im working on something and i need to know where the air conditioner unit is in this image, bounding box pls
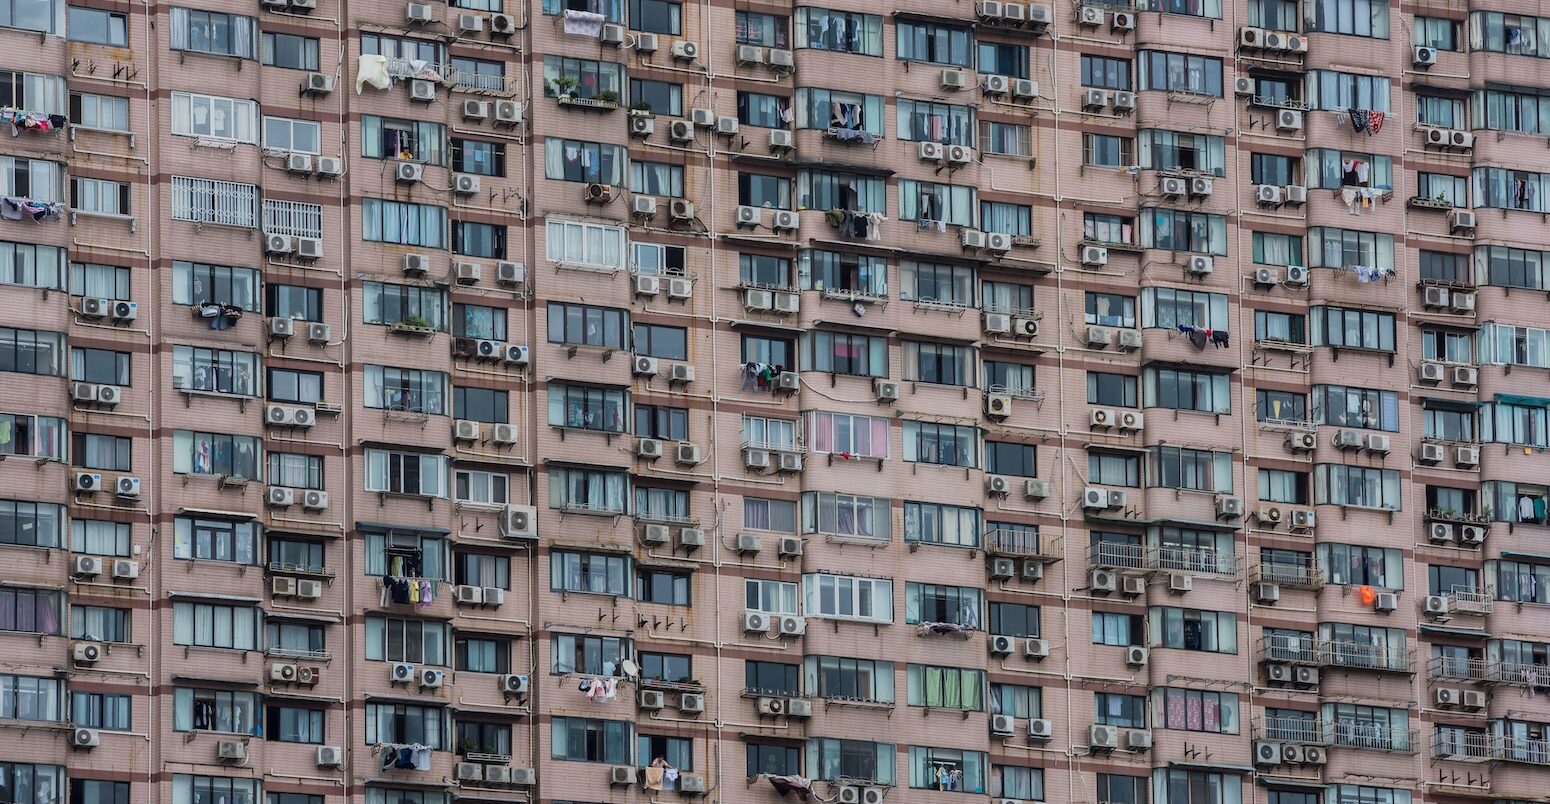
[675,442,703,466]
[669,199,695,220]
[454,585,485,606]
[1027,719,1054,741]
[1111,10,1134,29]
[668,119,695,142]
[991,714,1016,736]
[74,472,104,494]
[71,382,101,403]
[1025,479,1051,499]
[1277,109,1304,131]
[1416,362,1446,386]
[72,728,101,749]
[115,477,140,499]
[1333,430,1363,449]
[1090,408,1115,429]
[611,766,638,786]
[639,689,666,710]
[941,69,968,90]
[314,157,342,177]
[1451,130,1474,150]
[1113,329,1141,351]
[1021,636,1049,658]
[418,668,444,688]
[633,356,660,376]
[1159,176,1187,198]
[265,233,296,255]
[1013,78,1039,99]
[1186,255,1214,276]
[716,116,740,135]
[737,533,763,554]
[218,740,247,761]
[990,557,1017,579]
[494,261,525,285]
[678,692,706,714]
[1460,525,1485,545]
[457,763,485,782]
[1422,286,1450,308]
[408,79,436,102]
[764,47,793,68]
[671,40,699,60]
[597,22,625,43]
[269,486,296,508]
[946,144,974,166]
[395,162,424,185]
[984,232,1012,253]
[1450,209,1476,233]
[73,641,102,664]
[452,419,481,442]
[1416,441,1446,464]
[771,536,803,559]
[737,44,766,64]
[1267,664,1291,685]
[744,611,772,634]
[744,448,770,470]
[1215,497,1244,519]
[633,32,658,51]
[500,674,529,695]
[1089,567,1117,592]
[1121,574,1146,596]
[1290,509,1315,531]
[1365,433,1391,454]
[301,490,328,510]
[1254,582,1280,604]
[1451,291,1476,311]
[736,205,764,228]
[405,1,432,21]
[1374,591,1399,612]
[989,634,1017,657]
[986,394,1013,420]
[1026,3,1052,26]
[1452,366,1478,387]
[776,371,800,392]
[1430,522,1456,543]
[1256,185,1284,207]
[1285,431,1316,452]
[1126,646,1149,666]
[918,141,946,163]
[1078,5,1103,25]
[977,0,1004,17]
[874,379,900,402]
[628,116,656,140]
[769,129,794,151]
[1461,690,1486,709]
[583,183,614,203]
[501,505,537,540]
[1083,88,1109,109]
[302,72,334,95]
[1084,327,1112,349]
[74,555,103,576]
[1112,91,1135,111]
[1090,724,1119,750]
[1168,574,1193,594]
[1188,177,1213,197]
[1284,265,1308,285]
[1081,245,1108,266]
[668,362,695,383]
[495,101,523,125]
[983,74,1009,95]
[490,13,516,33]
[778,616,806,636]
[1425,596,1452,618]
[1254,740,1282,766]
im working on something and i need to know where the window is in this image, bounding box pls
[978,121,1031,157]
[737,10,788,46]
[70,92,128,131]
[551,550,630,596]
[450,139,505,178]
[636,567,690,605]
[448,55,503,93]
[986,441,1036,477]
[451,303,507,342]
[0,587,61,635]
[1141,208,1228,254]
[802,330,888,377]
[1254,310,1307,345]
[72,691,130,730]
[795,88,883,135]
[1082,55,1132,90]
[905,583,982,626]
[263,116,320,155]
[364,281,445,330]
[802,492,890,540]
[635,734,693,770]
[548,466,629,513]
[1306,0,1388,37]
[1154,688,1239,733]
[0,241,64,292]
[637,652,691,685]
[1150,447,1232,492]
[1089,451,1141,487]
[1099,775,1150,804]
[1142,287,1229,332]
[264,285,322,325]
[1309,227,1395,271]
[746,660,799,695]
[629,0,679,33]
[989,602,1040,638]
[1484,401,1550,448]
[453,222,506,259]
[983,281,1032,316]
[1088,372,1138,408]
[896,98,975,146]
[742,334,795,369]
[803,574,893,622]
[1139,130,1226,176]
[1479,321,1550,366]
[172,601,259,650]
[364,450,449,497]
[1473,246,1550,290]
[0,157,62,203]
[742,415,797,451]
[1139,51,1223,95]
[267,369,323,406]
[1085,293,1136,329]
[1085,213,1134,245]
[454,551,508,590]
[908,746,986,793]
[361,199,447,248]
[453,470,508,505]
[1313,464,1401,509]
[900,261,973,306]
[1417,95,1464,128]
[982,202,1031,236]
[808,738,895,784]
[1158,770,1241,804]
[749,743,801,777]
[626,161,685,200]
[548,384,628,433]
[172,517,259,564]
[366,616,450,664]
[1092,611,1143,646]
[362,792,443,804]
[261,31,319,70]
[903,343,976,388]
[544,139,626,187]
[456,637,511,674]
[170,8,258,58]
[542,55,623,101]
[365,702,446,749]
[0,327,62,376]
[1305,150,1392,190]
[173,687,261,735]
[552,717,632,762]
[746,579,799,615]
[1474,167,1550,211]
[738,172,791,210]
[634,404,687,441]
[1096,693,1147,728]
[267,621,325,658]
[1429,564,1480,598]
[897,20,972,66]
[1475,87,1550,134]
[1085,133,1134,167]
[1251,232,1304,268]
[70,175,129,213]
[67,6,125,44]
[0,500,62,548]
[797,169,886,213]
[1311,385,1399,431]
[1143,367,1230,414]
[1310,305,1396,352]
[454,387,507,425]
[1421,329,1473,363]
[1250,154,1297,187]
[634,242,686,277]
[900,180,976,227]
[172,260,259,312]
[72,519,129,557]
[551,633,631,675]
[361,116,447,166]
[0,412,63,460]
[1149,607,1237,653]
[172,432,261,479]
[978,41,1028,77]
[902,422,977,467]
[1495,561,1550,603]
[633,323,687,360]
[1258,469,1309,504]
[796,8,883,55]
[805,656,894,702]
[547,301,628,349]
[1306,70,1390,112]
[740,254,791,288]
[745,498,797,533]
[903,502,981,548]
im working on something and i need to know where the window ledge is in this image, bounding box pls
[387,323,440,337]
[555,96,619,112]
[824,533,891,548]
[69,209,136,233]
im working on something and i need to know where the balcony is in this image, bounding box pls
[1329,721,1419,754]
[1445,586,1494,616]
[1319,640,1413,674]
[1495,736,1550,766]
[1433,732,1492,763]
[1428,655,1489,683]
[1255,562,1323,590]
[1256,716,1330,745]
[986,528,1062,564]
[1487,661,1550,687]
[1087,543,1238,576]
[1088,542,1148,572]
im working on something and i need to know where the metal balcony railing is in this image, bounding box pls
[1088,542,1148,572]
[1256,562,1323,590]
[1088,543,1238,576]
[1329,721,1418,753]
[1258,716,1329,745]
[1319,640,1413,674]
[1446,585,1494,615]
[1432,732,1492,762]
[1428,656,1489,682]
[1488,661,1550,687]
[1495,736,1550,765]
[986,528,1062,562]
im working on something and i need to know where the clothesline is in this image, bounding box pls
[1336,108,1386,136]
[825,208,885,241]
[1,196,63,223]
[1176,324,1230,350]
[741,361,788,391]
[1,107,65,136]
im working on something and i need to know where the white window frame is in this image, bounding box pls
[803,573,894,623]
[262,116,322,155]
[545,219,626,271]
[170,92,258,143]
[745,578,799,615]
[455,469,509,505]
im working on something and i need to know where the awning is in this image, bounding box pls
[1422,397,1484,410]
[1257,777,1327,791]
[265,610,342,624]
[355,521,451,536]
[1495,393,1550,408]
[167,590,262,604]
[1168,760,1256,773]
[171,674,259,688]
[1420,623,1489,639]
[1141,517,1242,532]
[1501,549,1550,562]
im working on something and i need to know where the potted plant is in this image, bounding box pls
[630,101,653,117]
[550,76,579,99]
[597,90,620,105]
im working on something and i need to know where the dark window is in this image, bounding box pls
[748,743,801,776]
[1095,693,1147,727]
[630,78,683,116]
[68,7,127,45]
[71,348,129,386]
[640,651,692,682]
[454,386,508,424]
[1088,372,1138,407]
[629,0,680,33]
[745,660,799,695]
[452,139,506,177]
[72,433,131,471]
[453,221,506,259]
[636,568,690,605]
[266,284,322,321]
[261,32,320,70]
[268,368,324,404]
[990,602,1040,637]
[738,173,791,209]
[633,323,687,360]
[985,441,1036,477]
[71,781,130,804]
[547,302,628,349]
[1081,55,1131,90]
[635,404,688,440]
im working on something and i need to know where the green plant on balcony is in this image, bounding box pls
[549,76,579,99]
[596,90,620,105]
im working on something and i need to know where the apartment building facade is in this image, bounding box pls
[2,0,1550,800]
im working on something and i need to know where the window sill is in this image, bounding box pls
[70,209,136,233]
[823,533,891,548]
[386,323,440,337]
[555,95,619,112]
[553,503,627,518]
